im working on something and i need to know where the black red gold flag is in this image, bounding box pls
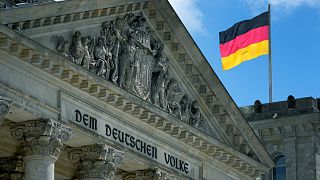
[219,11,269,70]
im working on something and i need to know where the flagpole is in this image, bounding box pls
[268,2,272,103]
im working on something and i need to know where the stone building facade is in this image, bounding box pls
[0,0,274,179]
[241,96,320,180]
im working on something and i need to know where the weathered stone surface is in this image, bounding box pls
[0,156,24,180]
[10,119,72,158]
[242,97,320,180]
[8,119,71,180]
[49,12,206,132]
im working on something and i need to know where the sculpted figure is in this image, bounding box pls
[81,36,95,70]
[133,16,152,51]
[117,34,137,90]
[151,47,169,109]
[92,37,113,79]
[70,31,84,65]
[109,19,120,84]
[50,35,70,58]
[110,14,135,85]
[179,95,190,122]
[189,101,202,128]
[165,79,183,117]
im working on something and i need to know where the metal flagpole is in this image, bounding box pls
[268,2,272,103]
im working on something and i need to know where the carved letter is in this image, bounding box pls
[83,114,88,126]
[105,124,111,136]
[75,110,82,122]
[129,136,135,148]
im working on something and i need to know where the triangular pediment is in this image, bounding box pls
[0,0,274,174]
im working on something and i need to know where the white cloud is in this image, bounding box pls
[242,0,320,17]
[168,0,205,34]
[271,0,320,9]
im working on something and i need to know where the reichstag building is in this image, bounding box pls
[0,0,318,180]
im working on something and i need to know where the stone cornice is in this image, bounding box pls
[249,113,320,138]
[0,18,268,179]
[1,0,150,29]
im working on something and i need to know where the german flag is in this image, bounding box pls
[219,11,269,70]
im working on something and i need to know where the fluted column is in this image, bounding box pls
[0,96,13,126]
[68,144,125,180]
[0,155,24,180]
[10,119,72,180]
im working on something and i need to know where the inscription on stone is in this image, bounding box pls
[164,152,189,174]
[105,123,157,159]
[71,108,193,176]
[75,109,97,130]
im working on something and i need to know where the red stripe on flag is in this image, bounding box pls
[220,26,269,57]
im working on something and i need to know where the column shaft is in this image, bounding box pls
[24,155,56,180]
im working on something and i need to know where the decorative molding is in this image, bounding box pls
[4,1,150,31]
[68,144,125,180]
[10,119,72,158]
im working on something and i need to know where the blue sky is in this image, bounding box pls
[169,0,320,107]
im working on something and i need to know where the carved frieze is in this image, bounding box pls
[68,144,125,180]
[50,13,206,132]
[10,119,72,158]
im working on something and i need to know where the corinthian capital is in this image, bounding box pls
[122,168,181,180]
[0,96,13,120]
[68,144,125,180]
[10,119,72,159]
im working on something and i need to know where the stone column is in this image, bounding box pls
[0,96,13,126]
[0,155,24,180]
[10,119,72,180]
[68,144,125,180]
[122,168,181,180]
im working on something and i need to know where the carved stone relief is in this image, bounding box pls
[50,13,206,132]
[10,119,72,159]
[68,144,125,180]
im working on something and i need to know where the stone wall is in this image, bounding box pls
[241,96,320,180]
